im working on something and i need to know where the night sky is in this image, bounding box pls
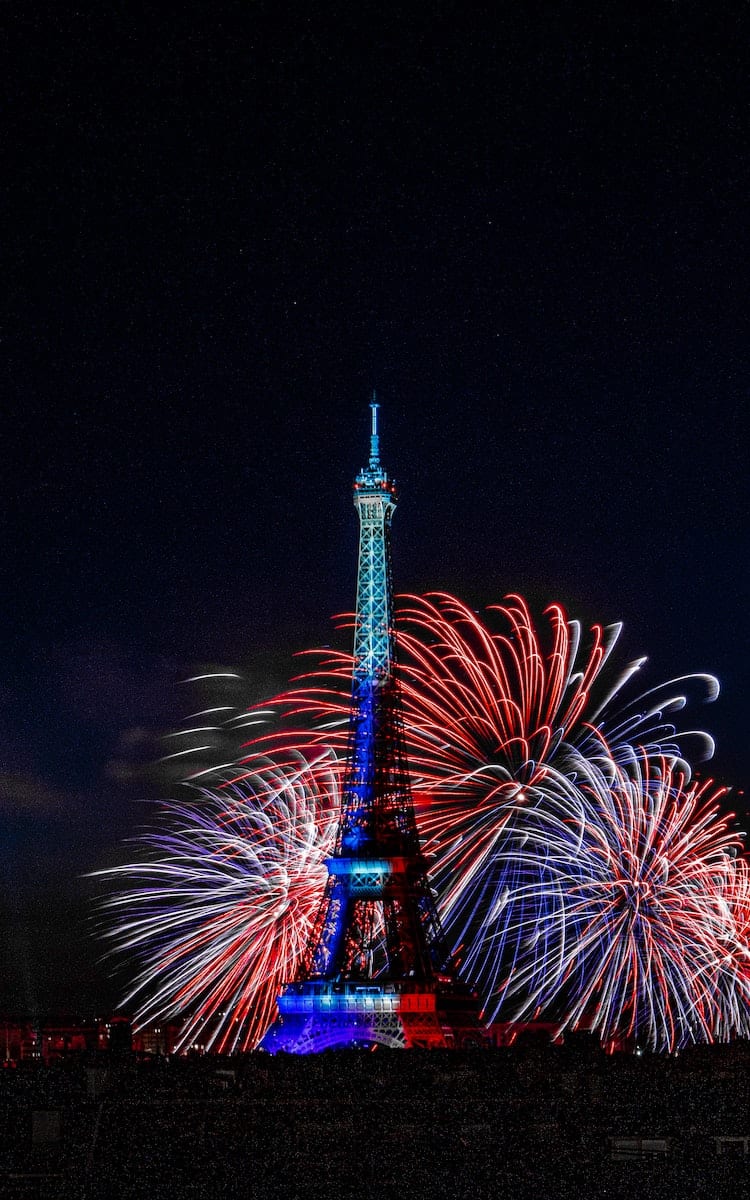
[2,2,747,1017]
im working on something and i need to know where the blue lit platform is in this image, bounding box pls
[259,979,489,1054]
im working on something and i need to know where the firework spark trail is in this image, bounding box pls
[95,750,338,1052]
[571,752,749,1050]
[713,851,750,1039]
[395,592,719,786]
[248,591,719,790]
[480,750,750,1050]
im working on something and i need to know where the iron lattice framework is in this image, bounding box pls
[261,401,488,1052]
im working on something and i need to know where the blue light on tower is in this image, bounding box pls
[260,399,488,1053]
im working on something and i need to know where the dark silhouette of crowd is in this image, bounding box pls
[1,1034,748,1198]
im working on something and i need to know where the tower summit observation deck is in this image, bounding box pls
[261,401,488,1051]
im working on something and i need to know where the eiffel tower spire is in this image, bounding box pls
[261,402,488,1052]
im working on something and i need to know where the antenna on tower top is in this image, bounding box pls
[369,390,381,468]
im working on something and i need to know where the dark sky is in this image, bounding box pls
[2,2,747,1016]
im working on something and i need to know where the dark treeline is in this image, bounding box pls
[1,1037,748,1198]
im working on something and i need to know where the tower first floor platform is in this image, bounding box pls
[259,978,490,1054]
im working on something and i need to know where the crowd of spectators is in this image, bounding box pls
[1,1036,748,1198]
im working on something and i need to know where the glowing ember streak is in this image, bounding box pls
[495,751,749,1052]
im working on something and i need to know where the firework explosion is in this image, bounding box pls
[99,593,748,1053]
[565,752,750,1049]
[97,750,338,1053]
[477,749,749,1050]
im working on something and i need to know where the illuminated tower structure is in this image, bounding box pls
[261,401,488,1052]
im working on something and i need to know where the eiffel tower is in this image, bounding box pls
[261,400,488,1052]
